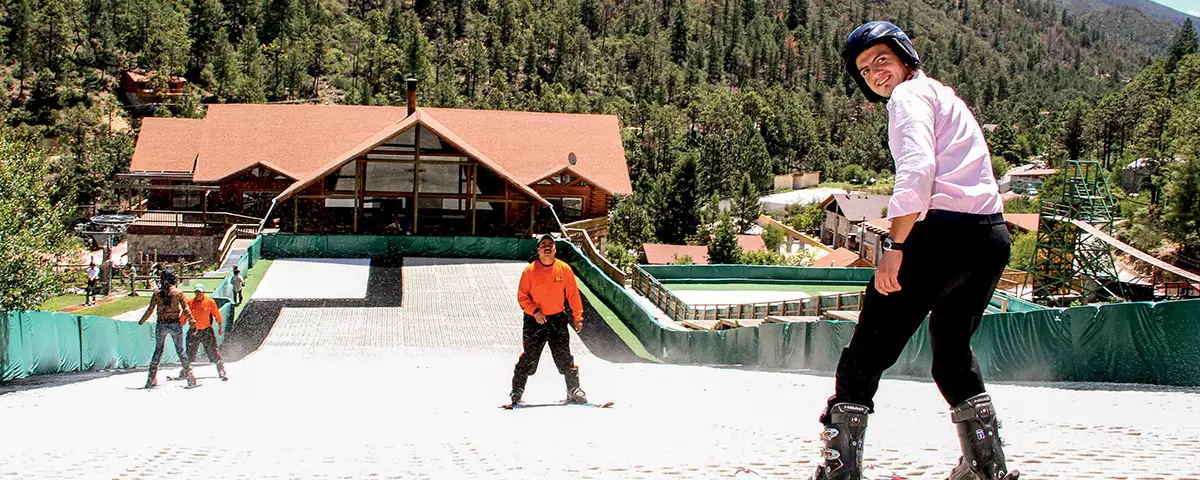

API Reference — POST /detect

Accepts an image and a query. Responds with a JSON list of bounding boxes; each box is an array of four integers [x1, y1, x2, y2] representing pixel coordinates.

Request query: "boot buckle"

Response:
[[819, 427, 839, 441], [820, 448, 841, 461]]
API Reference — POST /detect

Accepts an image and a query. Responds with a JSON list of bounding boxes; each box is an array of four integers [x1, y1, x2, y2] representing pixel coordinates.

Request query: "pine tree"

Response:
[[671, 0, 689, 66], [187, 0, 227, 82], [731, 173, 762, 233], [707, 210, 743, 264], [1169, 19, 1199, 72], [785, 0, 807, 30]]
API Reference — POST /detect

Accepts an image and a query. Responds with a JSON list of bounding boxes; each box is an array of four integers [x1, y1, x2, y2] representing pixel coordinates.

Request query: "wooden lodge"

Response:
[[122, 85, 632, 238]]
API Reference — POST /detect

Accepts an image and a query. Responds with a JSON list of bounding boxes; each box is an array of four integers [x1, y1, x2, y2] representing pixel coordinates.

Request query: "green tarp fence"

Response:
[[10, 234, 1199, 386], [641, 264, 875, 285], [560, 241, 1200, 386], [2, 298, 236, 382]]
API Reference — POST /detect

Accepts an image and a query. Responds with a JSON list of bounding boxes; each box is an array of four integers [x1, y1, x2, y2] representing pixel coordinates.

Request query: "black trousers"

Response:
[[822, 212, 1011, 423], [513, 312, 576, 380], [186, 327, 225, 367]]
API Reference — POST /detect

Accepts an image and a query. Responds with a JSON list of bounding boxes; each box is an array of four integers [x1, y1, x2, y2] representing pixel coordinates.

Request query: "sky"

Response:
[[1153, 0, 1200, 17]]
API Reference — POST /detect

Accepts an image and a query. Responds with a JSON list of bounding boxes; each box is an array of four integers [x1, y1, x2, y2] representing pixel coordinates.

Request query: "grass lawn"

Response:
[[75, 296, 152, 318], [37, 294, 88, 311], [576, 278, 659, 363], [663, 283, 864, 296]]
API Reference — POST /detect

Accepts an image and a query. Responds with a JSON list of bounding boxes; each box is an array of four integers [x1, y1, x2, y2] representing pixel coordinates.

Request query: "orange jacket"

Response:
[[185, 295, 223, 331], [517, 259, 583, 323]]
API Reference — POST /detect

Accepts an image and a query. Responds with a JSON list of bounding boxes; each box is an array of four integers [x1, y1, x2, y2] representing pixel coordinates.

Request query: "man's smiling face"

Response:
[[855, 43, 912, 99]]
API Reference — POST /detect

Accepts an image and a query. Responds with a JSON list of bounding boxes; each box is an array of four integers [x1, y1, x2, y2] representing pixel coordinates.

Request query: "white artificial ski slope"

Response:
[[0, 257, 1198, 479], [252, 258, 372, 299]]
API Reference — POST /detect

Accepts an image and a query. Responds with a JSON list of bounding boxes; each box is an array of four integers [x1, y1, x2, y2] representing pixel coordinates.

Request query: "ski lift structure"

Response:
[[74, 214, 138, 296]]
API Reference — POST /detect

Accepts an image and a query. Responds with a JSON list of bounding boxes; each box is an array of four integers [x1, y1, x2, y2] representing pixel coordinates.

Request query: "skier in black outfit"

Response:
[[810, 22, 1019, 480]]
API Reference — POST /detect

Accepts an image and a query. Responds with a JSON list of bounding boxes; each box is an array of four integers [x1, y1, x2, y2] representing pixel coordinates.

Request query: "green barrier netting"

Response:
[[22, 312, 63, 376], [806, 321, 856, 371], [1070, 302, 1164, 384], [2, 311, 28, 381], [81, 315, 120, 371], [885, 320, 932, 377], [53, 313, 82, 373], [971, 310, 1070, 382], [1155, 299, 1200, 386]]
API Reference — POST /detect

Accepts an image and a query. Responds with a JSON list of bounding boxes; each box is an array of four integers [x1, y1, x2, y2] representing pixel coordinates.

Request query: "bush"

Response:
[[761, 225, 786, 251]]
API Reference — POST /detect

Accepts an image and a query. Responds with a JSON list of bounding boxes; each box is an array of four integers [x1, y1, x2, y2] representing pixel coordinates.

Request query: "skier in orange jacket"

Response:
[[509, 234, 586, 406]]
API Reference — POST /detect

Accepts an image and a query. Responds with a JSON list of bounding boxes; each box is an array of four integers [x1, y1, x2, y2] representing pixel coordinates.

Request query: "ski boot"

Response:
[[510, 371, 528, 406], [144, 365, 159, 389], [564, 367, 588, 404], [812, 403, 869, 480], [218, 363, 228, 381], [948, 394, 1019, 480]]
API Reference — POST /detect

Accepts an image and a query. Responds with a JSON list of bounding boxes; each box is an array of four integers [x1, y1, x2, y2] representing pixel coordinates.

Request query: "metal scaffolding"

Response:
[[1031, 160, 1125, 305]]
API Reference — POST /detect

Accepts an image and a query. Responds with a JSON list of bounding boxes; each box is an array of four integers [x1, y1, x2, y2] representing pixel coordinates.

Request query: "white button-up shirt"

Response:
[[885, 71, 1003, 220]]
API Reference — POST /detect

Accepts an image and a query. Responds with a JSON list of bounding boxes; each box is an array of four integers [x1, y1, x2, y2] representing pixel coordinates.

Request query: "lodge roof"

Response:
[[129, 104, 632, 201]]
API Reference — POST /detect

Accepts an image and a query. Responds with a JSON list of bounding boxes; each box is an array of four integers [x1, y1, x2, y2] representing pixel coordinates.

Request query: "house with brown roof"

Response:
[[818, 193, 891, 251], [119, 70, 187, 106], [123, 86, 631, 240], [810, 247, 873, 268], [641, 236, 767, 265]]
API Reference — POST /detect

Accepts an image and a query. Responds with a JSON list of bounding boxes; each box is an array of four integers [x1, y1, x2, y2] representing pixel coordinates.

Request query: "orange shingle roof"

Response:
[[129, 104, 632, 196], [193, 104, 407, 182], [129, 118, 203, 173], [643, 244, 710, 265], [736, 235, 767, 252], [1003, 213, 1040, 232], [810, 248, 863, 267]]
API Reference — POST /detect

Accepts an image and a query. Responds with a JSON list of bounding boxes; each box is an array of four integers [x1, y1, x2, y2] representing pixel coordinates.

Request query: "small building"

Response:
[[642, 244, 711, 265], [1005, 168, 1058, 195], [772, 171, 821, 191], [860, 218, 892, 267], [641, 236, 766, 265], [810, 247, 873, 268], [1122, 157, 1180, 194], [120, 70, 187, 104], [818, 193, 891, 251]]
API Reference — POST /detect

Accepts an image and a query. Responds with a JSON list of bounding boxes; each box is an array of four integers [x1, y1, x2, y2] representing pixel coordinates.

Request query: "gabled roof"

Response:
[[192, 104, 406, 182], [128, 104, 632, 196], [1007, 168, 1059, 177], [810, 248, 865, 267], [642, 244, 710, 265], [129, 118, 204, 173], [820, 194, 891, 222], [736, 235, 767, 252], [420, 107, 632, 195], [277, 112, 547, 205]]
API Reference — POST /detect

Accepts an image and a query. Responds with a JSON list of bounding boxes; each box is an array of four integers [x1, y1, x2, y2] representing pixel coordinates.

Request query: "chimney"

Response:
[[406, 78, 419, 116]]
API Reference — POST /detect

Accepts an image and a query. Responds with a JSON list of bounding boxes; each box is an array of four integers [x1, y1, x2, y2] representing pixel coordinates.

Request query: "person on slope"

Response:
[[509, 234, 588, 406], [810, 21, 1018, 480], [138, 269, 198, 388], [174, 283, 228, 382]]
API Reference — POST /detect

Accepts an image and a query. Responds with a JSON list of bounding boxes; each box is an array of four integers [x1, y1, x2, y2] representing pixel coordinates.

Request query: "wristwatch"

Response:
[[882, 237, 904, 252]]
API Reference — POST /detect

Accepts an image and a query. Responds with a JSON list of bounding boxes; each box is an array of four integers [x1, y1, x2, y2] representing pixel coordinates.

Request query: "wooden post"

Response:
[[293, 197, 299, 233], [470, 163, 477, 235], [412, 126, 421, 233], [354, 158, 362, 233]]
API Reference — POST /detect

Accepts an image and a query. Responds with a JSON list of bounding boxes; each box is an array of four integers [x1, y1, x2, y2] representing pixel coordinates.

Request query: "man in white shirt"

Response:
[[809, 22, 1018, 480], [85, 261, 99, 306]]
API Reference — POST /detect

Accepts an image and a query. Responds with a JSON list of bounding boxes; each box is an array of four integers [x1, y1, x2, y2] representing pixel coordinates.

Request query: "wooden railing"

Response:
[[628, 265, 864, 322], [216, 223, 261, 267], [565, 226, 627, 286], [132, 210, 264, 229]]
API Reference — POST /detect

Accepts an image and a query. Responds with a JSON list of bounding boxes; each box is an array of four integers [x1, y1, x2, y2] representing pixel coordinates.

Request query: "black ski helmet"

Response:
[[842, 21, 922, 103], [159, 268, 177, 288]]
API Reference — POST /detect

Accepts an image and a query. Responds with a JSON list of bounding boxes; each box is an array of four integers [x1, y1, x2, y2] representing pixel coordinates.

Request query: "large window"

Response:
[[323, 163, 357, 192], [545, 197, 584, 221], [365, 162, 415, 192]]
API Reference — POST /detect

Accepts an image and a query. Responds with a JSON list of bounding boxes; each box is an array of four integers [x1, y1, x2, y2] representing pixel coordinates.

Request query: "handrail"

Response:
[[131, 210, 264, 228], [626, 265, 864, 323], [565, 227, 627, 286], [216, 223, 260, 268]]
